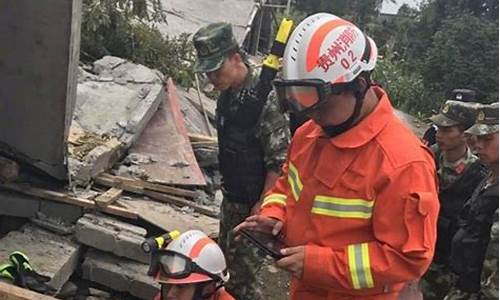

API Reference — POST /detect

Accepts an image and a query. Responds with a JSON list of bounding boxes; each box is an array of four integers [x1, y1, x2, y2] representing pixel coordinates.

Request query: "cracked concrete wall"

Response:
[[0, 0, 81, 179]]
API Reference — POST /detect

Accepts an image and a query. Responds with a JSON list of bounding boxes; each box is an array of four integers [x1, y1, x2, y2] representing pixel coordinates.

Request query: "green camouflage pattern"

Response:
[[193, 22, 239, 73], [481, 211, 498, 300], [444, 286, 482, 300], [216, 66, 289, 300], [430, 100, 481, 128], [466, 102, 499, 136], [257, 90, 290, 172], [432, 145, 479, 190], [218, 198, 272, 300], [422, 263, 455, 300]]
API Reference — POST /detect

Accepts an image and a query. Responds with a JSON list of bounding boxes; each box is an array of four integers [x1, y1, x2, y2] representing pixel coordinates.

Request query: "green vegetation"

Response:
[[80, 0, 195, 87]]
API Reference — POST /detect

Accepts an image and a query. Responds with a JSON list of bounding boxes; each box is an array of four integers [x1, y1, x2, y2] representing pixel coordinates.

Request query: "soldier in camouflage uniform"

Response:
[[481, 210, 498, 300], [192, 23, 290, 300], [444, 102, 499, 300], [422, 100, 488, 300]]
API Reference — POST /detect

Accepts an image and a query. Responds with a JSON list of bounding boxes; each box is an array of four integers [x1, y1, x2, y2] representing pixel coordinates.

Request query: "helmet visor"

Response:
[[155, 250, 222, 281], [273, 79, 348, 116], [158, 250, 191, 278]]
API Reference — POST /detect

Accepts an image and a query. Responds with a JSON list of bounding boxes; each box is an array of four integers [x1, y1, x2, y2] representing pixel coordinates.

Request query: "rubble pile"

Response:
[[0, 57, 221, 300]]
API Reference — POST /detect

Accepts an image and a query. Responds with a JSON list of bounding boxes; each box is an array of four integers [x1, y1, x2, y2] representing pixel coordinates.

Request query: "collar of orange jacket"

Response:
[[305, 86, 393, 149]]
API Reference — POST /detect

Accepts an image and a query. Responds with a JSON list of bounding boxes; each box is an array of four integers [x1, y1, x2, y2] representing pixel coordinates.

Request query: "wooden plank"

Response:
[[94, 187, 122, 208], [188, 133, 217, 143], [95, 174, 217, 218], [0, 281, 58, 300], [128, 79, 206, 186], [118, 198, 219, 237], [0, 183, 137, 219], [142, 190, 219, 219], [96, 173, 197, 199]]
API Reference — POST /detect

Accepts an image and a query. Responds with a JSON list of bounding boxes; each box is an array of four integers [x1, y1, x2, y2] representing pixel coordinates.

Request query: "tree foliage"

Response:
[[81, 0, 195, 87]]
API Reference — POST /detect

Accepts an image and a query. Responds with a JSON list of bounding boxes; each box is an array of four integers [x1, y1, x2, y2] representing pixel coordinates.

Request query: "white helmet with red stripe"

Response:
[[283, 13, 377, 84], [157, 230, 229, 285]]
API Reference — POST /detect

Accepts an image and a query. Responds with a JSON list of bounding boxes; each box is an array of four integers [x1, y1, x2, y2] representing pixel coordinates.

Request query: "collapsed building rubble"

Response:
[[0, 57, 221, 300]]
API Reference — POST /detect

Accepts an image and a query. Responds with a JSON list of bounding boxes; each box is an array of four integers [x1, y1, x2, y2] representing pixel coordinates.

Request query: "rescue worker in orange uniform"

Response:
[[235, 13, 439, 299], [152, 230, 234, 300]]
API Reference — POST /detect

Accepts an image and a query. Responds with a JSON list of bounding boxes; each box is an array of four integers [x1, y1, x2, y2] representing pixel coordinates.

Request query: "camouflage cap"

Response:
[[193, 22, 238, 73], [430, 100, 480, 128], [466, 102, 499, 135]]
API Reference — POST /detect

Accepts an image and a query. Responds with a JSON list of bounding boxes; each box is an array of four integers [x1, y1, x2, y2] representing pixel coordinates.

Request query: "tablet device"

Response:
[[240, 229, 285, 260]]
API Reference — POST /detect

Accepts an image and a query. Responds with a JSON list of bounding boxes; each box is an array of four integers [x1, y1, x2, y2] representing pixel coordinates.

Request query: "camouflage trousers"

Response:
[[421, 263, 455, 300], [218, 198, 267, 300]]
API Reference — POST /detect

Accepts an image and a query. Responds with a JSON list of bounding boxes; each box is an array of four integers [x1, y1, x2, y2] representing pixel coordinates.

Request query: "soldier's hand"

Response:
[[233, 215, 283, 236], [276, 246, 305, 279]]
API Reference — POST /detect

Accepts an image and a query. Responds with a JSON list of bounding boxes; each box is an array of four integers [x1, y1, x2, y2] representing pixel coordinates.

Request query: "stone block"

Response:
[[39, 201, 83, 224], [75, 213, 149, 263], [0, 190, 40, 218], [0, 223, 81, 290], [82, 249, 159, 300]]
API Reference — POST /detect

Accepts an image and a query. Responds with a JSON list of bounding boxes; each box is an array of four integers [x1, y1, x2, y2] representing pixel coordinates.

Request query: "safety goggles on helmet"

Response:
[[155, 250, 224, 282], [273, 79, 351, 116]]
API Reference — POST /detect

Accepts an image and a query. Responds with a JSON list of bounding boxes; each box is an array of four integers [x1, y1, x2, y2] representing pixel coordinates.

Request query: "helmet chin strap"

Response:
[[321, 80, 369, 138]]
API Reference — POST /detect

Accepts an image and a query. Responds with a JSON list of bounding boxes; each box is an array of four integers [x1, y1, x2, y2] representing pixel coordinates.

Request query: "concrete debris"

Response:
[[82, 249, 158, 300], [193, 146, 218, 168], [58, 281, 79, 298], [88, 287, 111, 298], [112, 164, 149, 180], [0, 156, 19, 183], [123, 153, 155, 165], [0, 224, 81, 291], [75, 213, 149, 264], [68, 56, 166, 185], [31, 212, 75, 236]]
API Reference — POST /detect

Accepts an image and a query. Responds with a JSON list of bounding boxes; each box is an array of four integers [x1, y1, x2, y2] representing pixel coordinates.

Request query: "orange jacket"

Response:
[[153, 287, 234, 300], [260, 87, 439, 300]]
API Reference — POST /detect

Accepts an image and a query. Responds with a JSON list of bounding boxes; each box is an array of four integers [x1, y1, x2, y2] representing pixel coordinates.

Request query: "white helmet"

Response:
[[155, 230, 229, 285], [283, 13, 377, 84]]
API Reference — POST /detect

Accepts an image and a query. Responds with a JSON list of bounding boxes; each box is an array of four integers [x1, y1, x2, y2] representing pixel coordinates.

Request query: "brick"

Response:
[[75, 213, 149, 263], [82, 249, 159, 300], [0, 223, 81, 290]]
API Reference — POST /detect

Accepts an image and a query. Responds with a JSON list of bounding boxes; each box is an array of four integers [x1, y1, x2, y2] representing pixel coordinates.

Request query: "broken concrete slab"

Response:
[[178, 87, 216, 136], [0, 0, 81, 180], [39, 200, 83, 224], [117, 197, 219, 237], [128, 78, 206, 186], [82, 249, 158, 300], [0, 224, 81, 291], [0, 189, 40, 218], [75, 213, 149, 264], [69, 57, 165, 185]]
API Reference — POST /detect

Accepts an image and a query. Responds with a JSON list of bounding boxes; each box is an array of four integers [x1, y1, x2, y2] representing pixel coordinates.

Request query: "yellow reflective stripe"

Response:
[[261, 193, 287, 207], [347, 243, 374, 290], [311, 196, 373, 219], [287, 162, 303, 201]]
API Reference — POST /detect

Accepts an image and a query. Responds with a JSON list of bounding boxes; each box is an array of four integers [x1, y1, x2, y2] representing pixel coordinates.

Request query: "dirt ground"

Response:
[[258, 263, 290, 300]]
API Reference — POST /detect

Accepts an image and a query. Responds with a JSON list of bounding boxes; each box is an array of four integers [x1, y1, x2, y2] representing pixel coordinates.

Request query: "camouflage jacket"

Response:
[[218, 65, 290, 173]]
